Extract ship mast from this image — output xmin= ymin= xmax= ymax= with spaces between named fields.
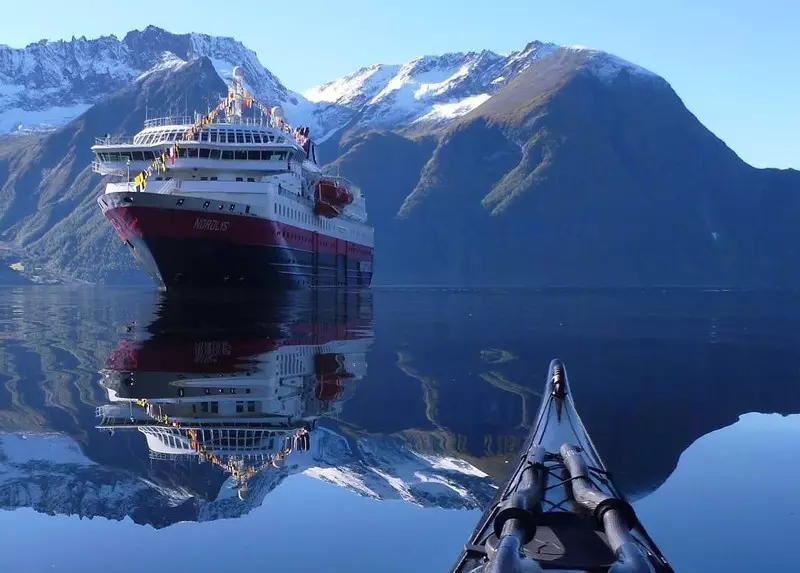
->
xmin=227 ymin=65 xmax=246 ymax=124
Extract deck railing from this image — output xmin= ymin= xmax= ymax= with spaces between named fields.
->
xmin=94 ymin=135 xmax=136 ymax=145
xmin=143 ymin=115 xmax=274 ymax=129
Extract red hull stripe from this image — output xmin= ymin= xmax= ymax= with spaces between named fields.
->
xmin=105 ymin=206 xmax=374 ymax=261
xmin=105 ymin=326 xmax=372 ymax=373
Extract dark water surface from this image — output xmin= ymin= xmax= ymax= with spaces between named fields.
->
xmin=0 ymin=287 xmax=799 ymax=572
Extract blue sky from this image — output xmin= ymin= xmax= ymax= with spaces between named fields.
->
xmin=0 ymin=0 xmax=797 ymax=169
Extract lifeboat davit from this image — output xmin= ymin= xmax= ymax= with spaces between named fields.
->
xmin=314 ymin=179 xmax=353 ymax=218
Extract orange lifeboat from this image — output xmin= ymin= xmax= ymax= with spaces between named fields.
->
xmin=313 ymin=352 xmax=354 ymax=381
xmin=314 ymin=179 xmax=353 ymax=218
xmin=313 ymin=352 xmax=351 ymax=402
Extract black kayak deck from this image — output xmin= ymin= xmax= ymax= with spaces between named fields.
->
xmin=450 ymin=359 xmax=673 ymax=573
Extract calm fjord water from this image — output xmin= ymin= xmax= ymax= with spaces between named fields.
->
xmin=0 ymin=287 xmax=798 ymax=572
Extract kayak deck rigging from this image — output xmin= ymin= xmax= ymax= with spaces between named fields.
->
xmin=451 ymin=359 xmax=673 ymax=573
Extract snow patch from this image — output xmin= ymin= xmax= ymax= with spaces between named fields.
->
xmin=304 ymin=64 xmax=400 ymax=105
xmin=414 ymin=93 xmax=491 ymax=123
xmin=371 ymin=60 xmax=469 ymax=105
xmin=575 ymin=50 xmax=659 ymax=82
xmin=303 ymin=466 xmax=381 ymax=498
xmin=413 ymin=453 xmax=489 ymax=477
xmin=208 ymin=57 xmax=237 ymax=83
xmin=0 ymin=433 xmax=94 ymax=466
xmin=136 ymin=52 xmax=188 ymax=81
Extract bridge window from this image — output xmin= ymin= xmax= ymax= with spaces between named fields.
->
xmin=188 ymin=148 xmax=199 ymax=158
xmin=132 ymin=151 xmax=144 ymax=161
xmin=209 ymin=132 xmax=218 ymax=142
xmin=244 ymin=133 xmax=252 ymax=143
xmin=210 ymin=149 xmax=221 ymax=159
xmin=226 ymin=132 xmax=236 ymax=143
xmin=247 ymin=150 xmax=259 ymax=160
xmin=200 ymin=132 xmax=209 ymax=142
xmin=235 ymin=150 xmax=247 ymax=160
xmin=199 ymin=148 xmax=210 ymax=159
xmin=221 ymin=150 xmax=234 ymax=160
xmin=236 ymin=132 xmax=244 ymax=143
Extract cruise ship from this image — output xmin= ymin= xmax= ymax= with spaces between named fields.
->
xmin=91 ymin=66 xmax=374 ymax=290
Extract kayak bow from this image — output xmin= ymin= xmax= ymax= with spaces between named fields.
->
xmin=450 ymin=359 xmax=674 ymax=573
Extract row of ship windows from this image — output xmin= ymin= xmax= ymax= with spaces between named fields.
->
xmin=275 ymin=203 xmax=330 ymax=230
xmin=191 ymin=401 xmax=258 ymax=414
xmin=154 ymin=176 xmax=259 ymax=182
xmin=99 ymin=149 xmax=290 ymax=162
xmin=151 ymin=430 xmax=274 ymax=450
xmin=135 ymin=130 xmax=285 ymax=145
xmin=274 ymin=202 xmax=371 ymax=241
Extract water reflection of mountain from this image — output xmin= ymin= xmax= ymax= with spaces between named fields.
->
xmin=1 ymin=288 xmax=800 ymax=526
xmin=354 ymin=289 xmax=800 ymax=497
xmin=0 ymin=289 xmax=499 ymax=527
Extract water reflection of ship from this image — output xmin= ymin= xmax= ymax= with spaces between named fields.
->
xmin=95 ymin=291 xmax=373 ymax=500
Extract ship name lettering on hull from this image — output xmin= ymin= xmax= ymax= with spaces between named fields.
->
xmin=194 ymin=218 xmax=230 ymax=231
xmin=194 ymin=341 xmax=232 ymax=364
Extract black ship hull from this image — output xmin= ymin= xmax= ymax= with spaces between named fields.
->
xmin=99 ymin=192 xmax=374 ymax=290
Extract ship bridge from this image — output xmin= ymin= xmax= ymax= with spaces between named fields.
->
xmin=91 ymin=115 xmax=312 ymax=178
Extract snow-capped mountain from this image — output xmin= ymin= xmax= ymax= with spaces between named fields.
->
xmin=0 ymin=27 xmax=659 ymax=140
xmin=0 ymin=26 xmax=304 ymax=134
xmin=305 ymin=42 xmax=559 ymax=131
xmin=0 ymin=428 xmax=496 ymax=527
